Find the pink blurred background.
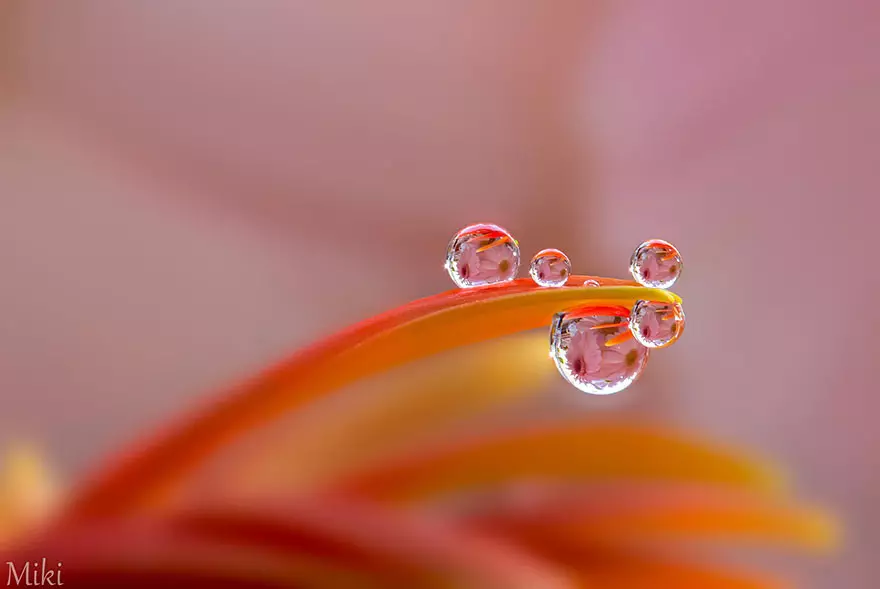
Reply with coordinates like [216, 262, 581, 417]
[1, 1, 878, 586]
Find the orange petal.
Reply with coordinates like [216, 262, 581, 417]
[573, 548, 790, 589]
[66, 280, 678, 519]
[476, 235, 511, 252]
[335, 421, 783, 502]
[174, 497, 572, 589]
[466, 483, 837, 552]
[565, 305, 631, 320]
[187, 333, 554, 498]
[604, 330, 635, 347]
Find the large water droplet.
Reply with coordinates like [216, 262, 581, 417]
[445, 223, 520, 288]
[629, 239, 682, 289]
[550, 308, 649, 395]
[529, 248, 571, 287]
[629, 300, 685, 348]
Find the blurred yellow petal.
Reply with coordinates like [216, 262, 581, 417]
[67, 279, 678, 518]
[192, 332, 554, 497]
[0, 443, 60, 547]
[336, 422, 783, 501]
[465, 484, 837, 552]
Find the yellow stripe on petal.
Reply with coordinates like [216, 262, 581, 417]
[188, 333, 554, 498]
[335, 422, 784, 501]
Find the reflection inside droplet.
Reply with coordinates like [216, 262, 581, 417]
[629, 239, 682, 289]
[629, 300, 685, 348]
[550, 307, 649, 395]
[445, 223, 520, 288]
[529, 248, 571, 288]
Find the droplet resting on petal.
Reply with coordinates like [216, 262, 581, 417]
[629, 300, 686, 348]
[550, 309, 649, 395]
[445, 223, 520, 288]
[629, 239, 682, 289]
[528, 249, 571, 288]
[582, 279, 600, 287]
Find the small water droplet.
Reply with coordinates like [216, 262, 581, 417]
[582, 279, 600, 287]
[529, 249, 571, 287]
[445, 223, 520, 288]
[629, 300, 685, 348]
[629, 239, 682, 289]
[550, 308, 649, 395]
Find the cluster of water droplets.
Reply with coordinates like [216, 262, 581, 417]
[445, 224, 685, 395]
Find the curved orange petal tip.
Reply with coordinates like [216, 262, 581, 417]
[65, 279, 680, 519]
[333, 421, 784, 502]
[603, 330, 635, 347]
[475, 234, 513, 252]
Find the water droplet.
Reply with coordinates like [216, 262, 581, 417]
[582, 279, 600, 287]
[629, 239, 682, 289]
[550, 308, 649, 395]
[629, 300, 685, 348]
[445, 223, 520, 288]
[529, 248, 571, 287]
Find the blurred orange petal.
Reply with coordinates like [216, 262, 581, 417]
[572, 548, 790, 589]
[173, 497, 572, 589]
[10, 520, 378, 588]
[464, 483, 836, 552]
[335, 421, 782, 501]
[68, 279, 678, 518]
[193, 332, 554, 497]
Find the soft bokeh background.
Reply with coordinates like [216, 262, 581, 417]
[0, 1, 877, 586]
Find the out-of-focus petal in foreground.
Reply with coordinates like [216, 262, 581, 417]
[0, 443, 61, 548]
[6, 281, 836, 587]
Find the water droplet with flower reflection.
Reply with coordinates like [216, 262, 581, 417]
[629, 300, 685, 348]
[629, 239, 682, 289]
[529, 249, 571, 287]
[550, 308, 649, 395]
[445, 224, 520, 288]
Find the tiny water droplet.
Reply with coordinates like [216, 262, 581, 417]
[445, 223, 520, 288]
[629, 239, 682, 289]
[550, 309, 649, 395]
[529, 249, 571, 287]
[582, 279, 600, 287]
[629, 300, 685, 348]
